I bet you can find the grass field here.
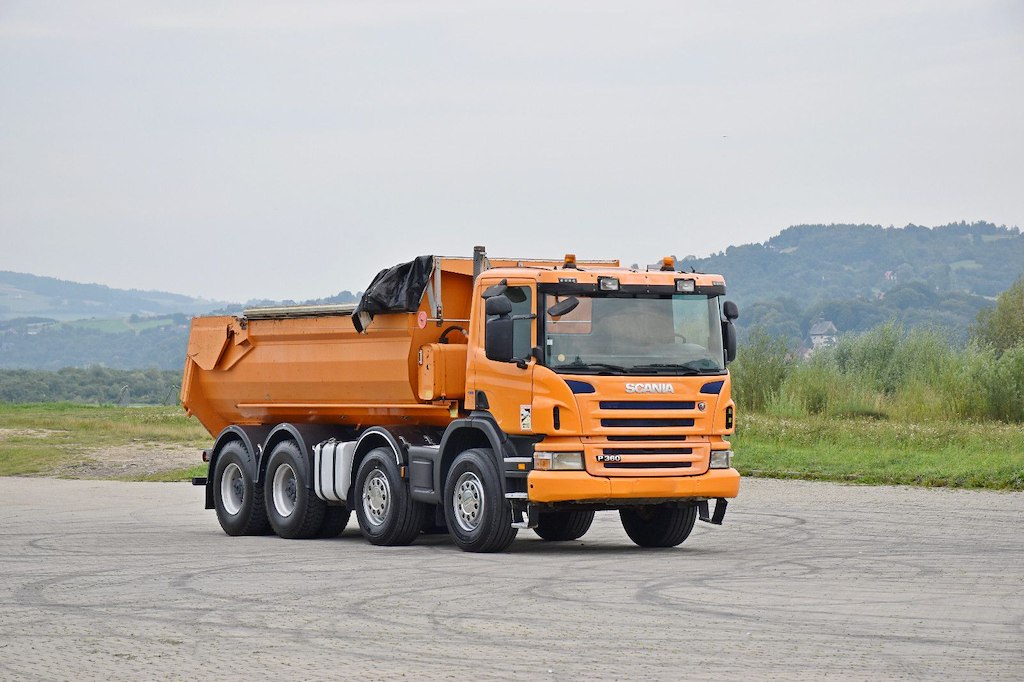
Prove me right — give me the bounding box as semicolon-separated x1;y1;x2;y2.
67;317;177;333
733;413;1024;490
0;403;1021;490
0;403;210;481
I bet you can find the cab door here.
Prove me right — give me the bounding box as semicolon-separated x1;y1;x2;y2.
467;277;537;435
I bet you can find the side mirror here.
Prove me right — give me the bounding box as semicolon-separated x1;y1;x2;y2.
547;296;579;318
485;294;515;362
485;317;515;362
723;300;739;321
723;320;737;363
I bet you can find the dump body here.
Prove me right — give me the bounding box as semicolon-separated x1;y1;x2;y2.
182;310;454;436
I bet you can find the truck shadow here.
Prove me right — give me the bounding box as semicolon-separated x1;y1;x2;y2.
322;527;728;556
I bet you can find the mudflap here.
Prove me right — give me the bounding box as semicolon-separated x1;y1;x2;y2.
697;498;728;525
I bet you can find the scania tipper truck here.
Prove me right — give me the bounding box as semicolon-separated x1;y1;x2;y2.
182;247;740;552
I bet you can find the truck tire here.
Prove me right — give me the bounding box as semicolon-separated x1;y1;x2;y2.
619;504;697;548
265;440;327;539
443;448;518;553
534;510;595;541
354;447;426;546
212;441;271;536
318;506;351;538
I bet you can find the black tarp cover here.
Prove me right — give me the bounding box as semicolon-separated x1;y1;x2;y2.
352;255;435;333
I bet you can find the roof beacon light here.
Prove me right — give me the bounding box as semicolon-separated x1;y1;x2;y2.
598;276;620;291
563;253;578;269
661;256;676;271
676;279;695;293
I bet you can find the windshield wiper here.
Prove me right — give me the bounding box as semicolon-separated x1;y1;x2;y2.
554;361;629;374
628;363;713;375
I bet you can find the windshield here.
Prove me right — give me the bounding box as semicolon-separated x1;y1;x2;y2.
543;294;725;375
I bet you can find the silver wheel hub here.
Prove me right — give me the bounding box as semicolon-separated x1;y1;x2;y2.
362;469;391;527
453;471;484;532
272;463;298;518
220;462;244;516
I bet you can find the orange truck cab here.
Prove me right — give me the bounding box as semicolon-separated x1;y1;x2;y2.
182;247;740;552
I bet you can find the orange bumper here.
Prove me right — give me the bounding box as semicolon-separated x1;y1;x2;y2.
527;468;740;504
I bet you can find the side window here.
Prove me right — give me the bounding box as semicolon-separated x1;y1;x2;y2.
506;286;533;359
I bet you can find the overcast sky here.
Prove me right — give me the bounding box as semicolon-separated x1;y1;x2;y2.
1;1;1022;302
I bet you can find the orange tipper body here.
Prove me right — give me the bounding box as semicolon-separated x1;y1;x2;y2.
182;249;740;552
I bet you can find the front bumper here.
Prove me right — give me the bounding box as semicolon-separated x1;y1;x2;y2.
526;467;740;504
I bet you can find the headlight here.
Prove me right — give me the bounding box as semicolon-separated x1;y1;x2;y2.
534;452;585;470
598;277;620;291
709;450;732;469
675;279;695;293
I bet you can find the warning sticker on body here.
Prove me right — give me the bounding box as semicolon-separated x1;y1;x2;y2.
519;405;532;431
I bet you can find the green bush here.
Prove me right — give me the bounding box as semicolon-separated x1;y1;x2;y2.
730;328;793;412
741;323;1024;423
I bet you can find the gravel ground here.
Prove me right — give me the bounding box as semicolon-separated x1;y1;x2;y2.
0;477;1021;680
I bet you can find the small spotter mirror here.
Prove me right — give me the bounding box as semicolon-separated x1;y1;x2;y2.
482;279;508;299
723;300;739;321
547;296;579;318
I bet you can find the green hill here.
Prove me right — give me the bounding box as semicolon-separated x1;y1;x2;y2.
680;221;1023;345
0;271;230;321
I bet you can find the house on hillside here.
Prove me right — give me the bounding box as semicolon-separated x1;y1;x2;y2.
809;320;838;351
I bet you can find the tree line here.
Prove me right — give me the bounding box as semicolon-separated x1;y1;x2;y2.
0;367;182;405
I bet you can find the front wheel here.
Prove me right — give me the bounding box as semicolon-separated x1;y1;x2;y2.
443;449;518;553
534;510;595;541
619;504;697;548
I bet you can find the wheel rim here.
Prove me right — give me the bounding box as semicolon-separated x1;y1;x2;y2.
362;469;391;527
453;471;484;532
272;462;298;517
220;462;244;516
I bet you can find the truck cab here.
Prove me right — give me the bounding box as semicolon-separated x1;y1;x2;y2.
460;259;739;544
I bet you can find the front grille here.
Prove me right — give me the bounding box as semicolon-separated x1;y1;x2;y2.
603;447;692;455
604;461;693;469
599;401;695;410
597;399;696;429
601;418;695;428
583;391;709;475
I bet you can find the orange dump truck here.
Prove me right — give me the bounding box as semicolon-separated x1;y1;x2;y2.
182;247;740;552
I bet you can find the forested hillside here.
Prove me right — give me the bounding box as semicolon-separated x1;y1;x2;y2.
0;291;359;370
0;271;229;321
680;221;1023;345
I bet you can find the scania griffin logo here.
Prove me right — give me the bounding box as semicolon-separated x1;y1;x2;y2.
624;383;675;394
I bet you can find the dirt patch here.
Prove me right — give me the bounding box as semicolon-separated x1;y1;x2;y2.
50;443;203;480
0;428;64;439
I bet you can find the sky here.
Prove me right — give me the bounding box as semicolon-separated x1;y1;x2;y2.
1;1;1022;303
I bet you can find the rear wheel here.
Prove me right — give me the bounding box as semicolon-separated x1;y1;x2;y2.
534;510;595;541
265;440;327;539
354;448;426;546
619;504;697;548
212;441;270;536
444;448;517;553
